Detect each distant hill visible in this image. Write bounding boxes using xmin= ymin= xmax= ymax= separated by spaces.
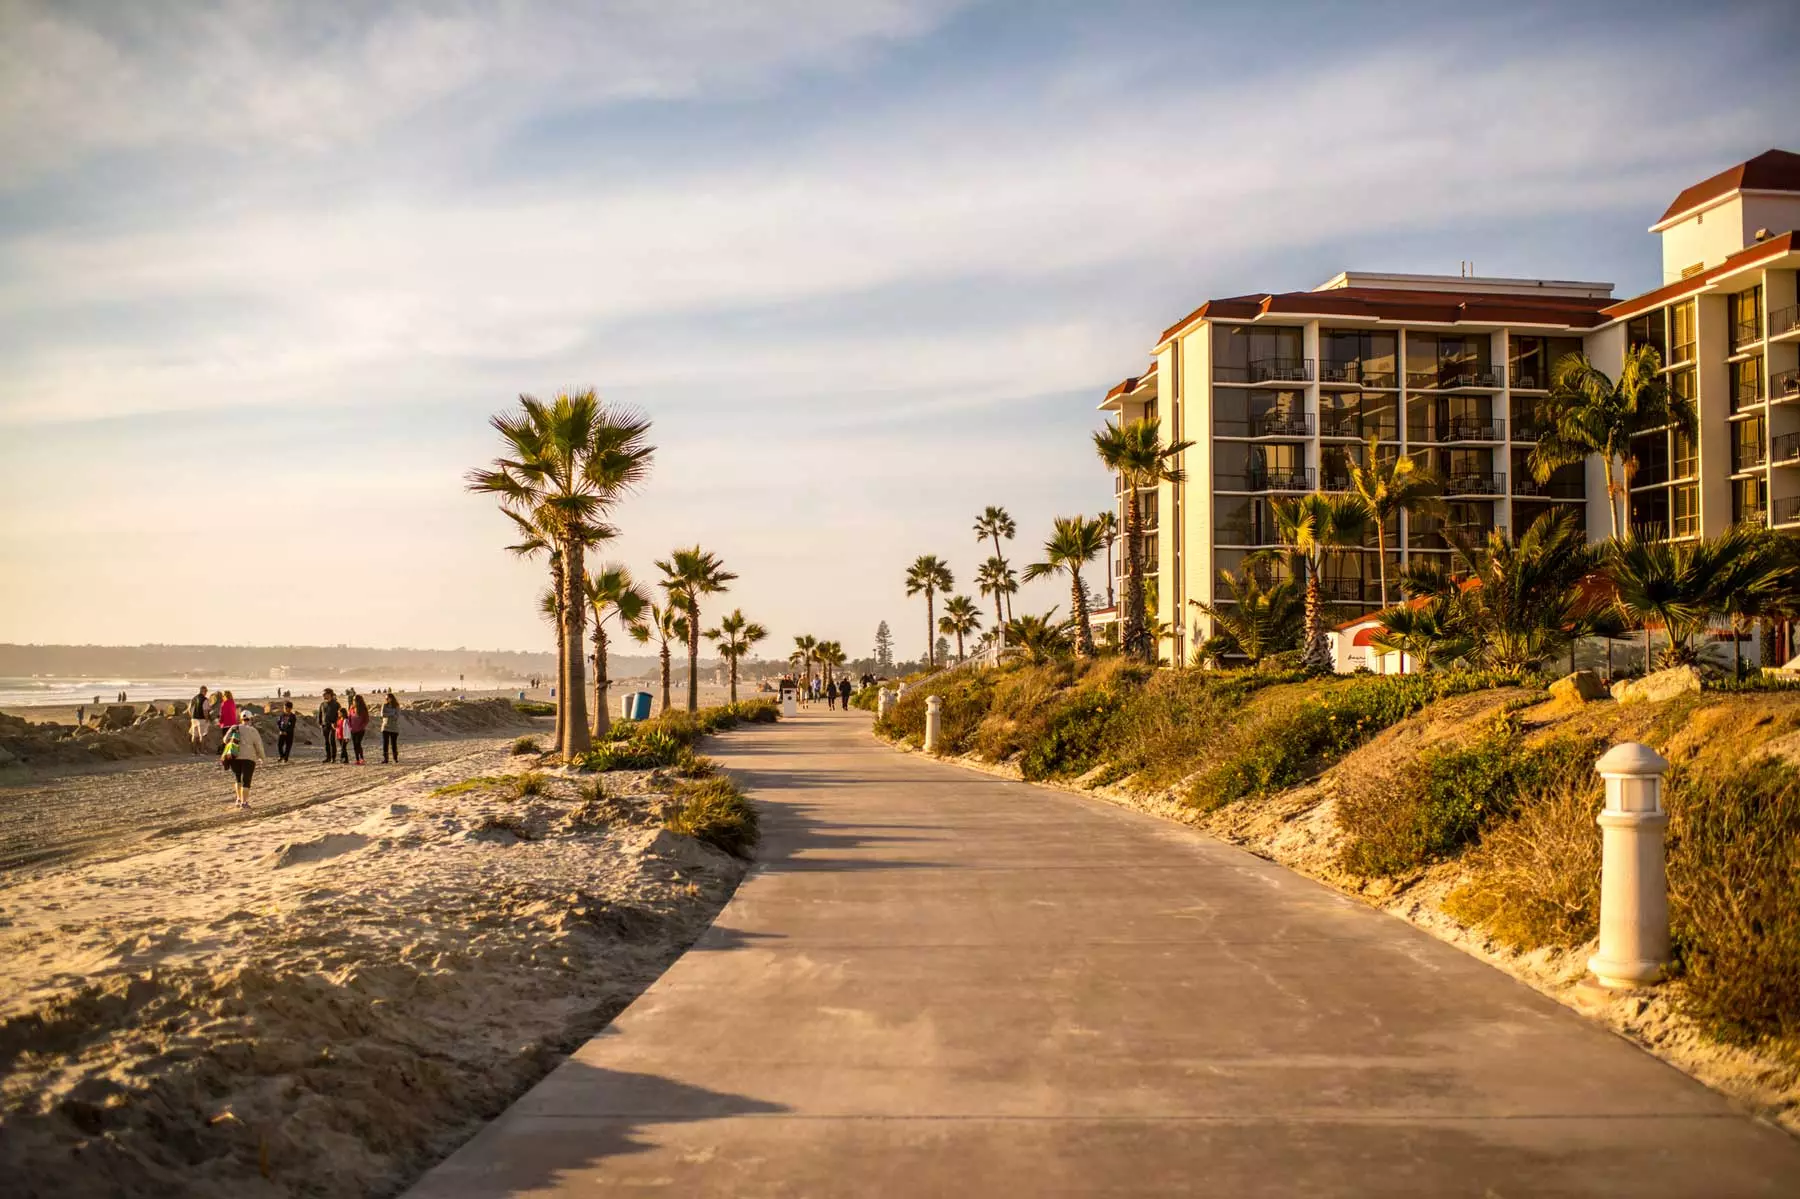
xmin=0 ymin=644 xmax=689 ymax=681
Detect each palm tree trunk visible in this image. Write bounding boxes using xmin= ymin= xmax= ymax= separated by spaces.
xmin=659 ymin=643 xmax=671 ymax=714
xmin=1105 ymin=538 xmax=1115 ymax=609
xmin=926 ymin=591 xmax=936 ymax=669
xmin=1374 ymin=518 xmax=1389 ymax=608
xmin=592 ymin=622 xmax=611 ymax=737
xmin=1733 ymin=619 xmax=1744 ymax=678
xmin=561 ymin=542 xmax=592 ymax=756
xmin=1605 ymin=457 xmax=1623 ymax=541
xmin=1072 ymin=571 xmax=1096 ymax=658
xmin=550 ymin=558 xmax=566 ymax=750
xmin=1122 ymin=485 xmax=1148 ymax=662
xmin=729 ymin=656 xmax=738 ymax=705
xmin=956 ymin=631 xmax=965 ymax=662
xmin=686 ymin=601 xmax=700 ymax=712
xmin=1302 ymin=564 xmax=1330 ymax=672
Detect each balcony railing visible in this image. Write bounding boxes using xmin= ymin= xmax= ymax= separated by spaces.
xmin=1213 ymin=526 xmax=1275 ymax=547
xmin=1509 ymin=366 xmax=1547 ymax=391
xmin=1319 ymin=578 xmax=1377 ymax=603
xmin=1217 ymin=468 xmax=1314 ymax=493
xmin=1738 ymin=507 xmax=1769 ymax=528
xmin=1775 ymin=495 xmax=1800 ymax=526
xmin=1250 ymin=412 xmax=1312 ymax=438
xmin=1319 ymin=362 xmax=1398 ymax=388
xmin=1733 ymin=314 xmax=1764 ymax=350
xmin=1771 ymin=305 xmax=1799 ymax=339
xmin=1249 ymin=357 xmax=1314 ymax=384
xmin=1734 ymin=443 xmax=1768 ymax=472
xmin=1320 ymin=414 xmax=1399 ymax=440
xmin=1511 ymin=476 xmax=1584 ymax=499
xmin=1320 ymin=474 xmax=1351 ymax=492
xmin=1442 ymin=368 xmax=1505 ymax=390
xmin=1773 ymin=367 xmax=1800 ymax=402
xmin=1774 ymin=432 xmax=1800 ymax=464
xmin=1444 ymin=472 xmax=1505 ymax=496
xmin=1440 ymin=417 xmax=1505 ymax=442
xmin=1733 ymin=375 xmax=1765 ymax=412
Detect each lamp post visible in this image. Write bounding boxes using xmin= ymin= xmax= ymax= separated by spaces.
xmin=1589 ymin=742 xmax=1672 ymax=989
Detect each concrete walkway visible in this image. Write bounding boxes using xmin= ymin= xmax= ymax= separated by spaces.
xmin=408 ymin=708 xmax=1800 ymax=1197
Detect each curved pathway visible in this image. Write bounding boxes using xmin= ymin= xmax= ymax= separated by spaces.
xmin=408 ymin=707 xmax=1800 ymax=1197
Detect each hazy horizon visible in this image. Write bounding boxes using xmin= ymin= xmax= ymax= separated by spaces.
xmin=4 ymin=0 xmax=1798 ymax=661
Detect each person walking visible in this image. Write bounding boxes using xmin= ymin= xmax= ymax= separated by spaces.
xmin=380 ymin=691 xmax=401 ymax=764
xmin=838 ymin=677 xmax=853 ymax=708
xmin=219 ymin=712 xmax=266 ymax=809
xmin=218 ymin=691 xmax=238 ymax=729
xmin=189 ymin=685 xmax=212 ymax=753
xmin=317 ymin=689 xmax=343 ymax=763
xmin=348 ymin=692 xmax=370 ymax=764
xmin=275 ymin=701 xmax=297 ymax=763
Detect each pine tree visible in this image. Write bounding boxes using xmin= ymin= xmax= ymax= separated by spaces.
xmin=874 ymin=620 xmax=895 ymax=668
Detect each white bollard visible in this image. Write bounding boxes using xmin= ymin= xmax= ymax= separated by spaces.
xmin=924 ymin=694 xmax=943 ymax=753
xmin=1588 ymin=742 xmax=1672 ymax=989
xmin=876 ymin=688 xmax=894 ymax=719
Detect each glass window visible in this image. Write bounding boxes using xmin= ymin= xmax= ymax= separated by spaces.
xmin=1213 ymin=325 xmax=1251 ymax=383
xmin=1733 ymin=476 xmax=1767 ymax=525
xmin=1627 ymin=313 xmax=1667 ymax=364
xmin=1671 ymin=484 xmax=1699 ymax=537
xmin=1732 ymin=357 xmax=1766 ymax=412
xmin=1672 ymin=428 xmax=1697 ymax=480
xmin=1730 ymin=287 xmax=1763 ymax=352
xmin=1630 ymin=487 xmax=1670 ymax=541
xmin=1320 ymin=329 xmax=1397 ymax=387
xmin=1405 ymin=332 xmax=1439 ymax=390
xmin=1213 ymin=388 xmax=1251 ymax=438
xmin=1733 ymin=416 xmax=1766 ymax=473
xmin=1668 ymin=302 xmax=1696 ymax=365
xmin=1634 ymin=430 xmax=1669 ymax=486
xmin=1509 ymin=336 xmax=1546 ymax=390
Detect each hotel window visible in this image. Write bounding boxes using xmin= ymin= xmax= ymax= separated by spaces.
xmin=1732 ymin=416 xmax=1766 ymax=473
xmin=1509 ymin=336 xmax=1546 ymax=390
xmin=1668 ymin=301 xmax=1696 ymax=365
xmin=1731 ymin=286 xmax=1764 ymax=352
xmin=1733 ymin=476 xmax=1767 ymax=525
xmin=1320 ymin=329 xmax=1396 ymax=386
xmin=1731 ymin=357 xmax=1765 ymax=412
xmin=1630 ymin=488 xmax=1670 ymax=541
xmin=1672 ymin=427 xmax=1697 ymax=480
xmin=1671 ymin=484 xmax=1699 ymax=538
xmin=1628 ymin=312 xmax=1668 ymax=364
xmin=1213 ymin=325 xmax=1251 ymax=383
xmin=1633 ymin=430 xmax=1669 ymax=487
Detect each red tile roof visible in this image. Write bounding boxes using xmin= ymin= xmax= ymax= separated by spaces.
xmin=1102 ymin=362 xmax=1158 ymax=401
xmin=1602 ymin=231 xmax=1796 ymax=321
xmin=1656 ymin=149 xmax=1800 ymax=226
xmin=1157 ymin=286 xmax=1610 ymax=345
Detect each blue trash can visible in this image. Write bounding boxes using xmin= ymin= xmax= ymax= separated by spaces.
xmin=623 ymin=691 xmax=651 ymax=721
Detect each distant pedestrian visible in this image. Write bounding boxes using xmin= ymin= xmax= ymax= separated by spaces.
xmin=349 ymin=693 xmax=369 ymax=764
xmin=380 ymin=692 xmax=401 ymax=763
xmin=839 ymin=678 xmax=853 ymax=707
xmin=76 ymin=705 xmax=86 ymax=726
xmin=318 ymin=688 xmax=343 ymax=763
xmin=276 ymin=701 xmax=297 ymax=763
xmin=189 ymin=685 xmax=211 ymax=753
xmin=220 ymin=715 xmax=266 ymax=810
xmin=219 ymin=691 xmax=238 ymax=729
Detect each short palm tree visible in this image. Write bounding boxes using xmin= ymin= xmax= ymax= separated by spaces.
xmin=1529 ymin=345 xmax=1695 ymax=540
xmin=706 ymin=609 xmax=767 ymax=704
xmin=1095 ymin=510 xmax=1120 ymax=610
xmin=791 ymin=634 xmax=819 ymax=690
xmin=1369 ymin=596 xmax=1468 ymax=672
xmin=1606 ymin=526 xmax=1781 ymax=668
xmin=584 ymin=564 xmax=650 ymax=735
xmin=1189 ymin=565 xmax=1302 ymax=666
xmin=1272 ymin=493 xmax=1368 ymax=671
xmin=975 ymin=555 xmax=1018 ymax=635
xmin=1093 ymin=417 xmax=1193 ymax=663
xmin=1001 ymin=610 xmax=1073 ymax=666
xmin=938 ymin=595 xmax=983 ymax=662
xmin=818 ymin=640 xmax=847 ymax=687
xmin=905 ymin=555 xmax=955 ymax=669
xmin=467 ymin=390 xmax=653 ymax=756
xmin=1023 ymin=515 xmax=1106 ymax=658
xmin=973 ymin=507 xmax=1017 ymax=620
xmin=1347 ymin=435 xmax=1440 ymax=606
xmin=656 ymin=546 xmax=737 ymax=712
xmin=637 ymin=602 xmax=686 ymax=714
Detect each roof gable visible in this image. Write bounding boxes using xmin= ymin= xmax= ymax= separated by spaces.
xmin=1656 ymin=149 xmax=1800 ymax=226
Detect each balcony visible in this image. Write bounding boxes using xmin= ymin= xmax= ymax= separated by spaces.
xmin=1319 ymin=361 xmax=1398 ymax=388
xmin=1508 ymin=366 xmax=1548 ymax=391
xmin=1738 ymin=507 xmax=1769 ymax=528
xmin=1733 ymin=376 xmax=1765 ymax=412
xmin=1249 ymin=357 xmax=1314 ymax=384
xmin=1733 ymin=444 xmax=1768 ymax=472
xmin=1319 ymin=578 xmax=1377 ymax=604
xmin=1442 ymin=368 xmax=1505 ymax=391
xmin=1440 ymin=417 xmax=1505 ymax=443
xmin=1773 ymin=367 xmax=1800 ymax=403
xmin=1444 ymin=472 xmax=1505 ymax=497
xmin=1775 ymin=495 xmax=1800 ymax=527
xmin=1320 ymin=414 xmax=1398 ymax=440
xmin=1218 ymin=468 xmax=1314 ymax=493
xmin=1771 ymin=305 xmax=1799 ymax=341
xmin=1250 ymin=412 xmax=1312 ymax=438
xmin=1511 ymin=476 xmax=1584 ymax=499
xmin=1320 ymin=473 xmax=1352 ymax=492
xmin=1733 ymin=314 xmax=1764 ymax=352
xmin=1775 ymin=432 xmax=1800 ymax=465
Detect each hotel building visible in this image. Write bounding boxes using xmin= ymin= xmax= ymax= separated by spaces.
xmin=1099 ymin=149 xmax=1800 ymax=667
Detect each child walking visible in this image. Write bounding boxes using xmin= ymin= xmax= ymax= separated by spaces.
xmin=276 ymin=701 xmax=297 ymax=763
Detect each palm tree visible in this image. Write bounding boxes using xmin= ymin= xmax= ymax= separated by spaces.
xmin=1023 ymin=515 xmax=1106 ymax=658
xmin=1093 ymin=418 xmax=1194 ymax=663
xmin=973 ymin=507 xmax=1017 ymax=620
xmin=1189 ymin=565 xmax=1303 ymax=666
xmin=938 ymin=595 xmax=983 ymax=662
xmin=706 ymin=609 xmax=767 ymax=704
xmin=1529 ymin=345 xmax=1695 ymax=541
xmin=818 ymin=640 xmax=847 ymax=687
xmin=468 ymin=390 xmax=653 ymax=756
xmin=638 ymin=603 xmax=685 ymax=714
xmin=1606 ymin=526 xmax=1780 ymax=668
xmin=1347 ymin=436 xmax=1440 ymax=606
xmin=904 ymin=555 xmax=954 ymax=669
xmin=1001 ymin=610 xmax=1073 ymax=666
xmin=1369 ymin=596 xmax=1468 ymax=672
xmin=1095 ymin=510 xmax=1120 ymax=610
xmin=791 ymin=634 xmax=819 ymax=689
xmin=504 ymin=512 xmax=568 ymax=747
xmin=656 ymin=546 xmax=737 ymax=712
xmin=584 ymin=565 xmax=650 ymax=736
xmin=1272 ymin=493 xmax=1368 ymax=672
xmin=975 ymin=555 xmax=1018 ymax=635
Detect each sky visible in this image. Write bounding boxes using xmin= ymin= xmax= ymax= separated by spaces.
xmin=2 ymin=0 xmax=1797 ymax=663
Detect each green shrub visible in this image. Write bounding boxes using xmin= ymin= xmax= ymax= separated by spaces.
xmin=512 ymin=701 xmax=556 ymax=716
xmin=849 ymin=686 xmax=881 ymax=712
xmin=664 ymin=776 xmax=760 ymax=857
xmin=1443 ymin=770 xmax=1603 ymax=950
xmin=1667 ymin=758 xmax=1800 ymax=1051
xmin=510 ymin=735 xmax=541 ymax=756
xmin=513 ymin=770 xmax=549 ymax=798
xmin=727 ymin=698 xmax=781 ymax=723
xmin=674 ymin=748 xmax=718 ymax=778
xmin=431 ymin=775 xmax=509 ymax=796
xmin=1018 ymin=686 xmax=1121 ymax=781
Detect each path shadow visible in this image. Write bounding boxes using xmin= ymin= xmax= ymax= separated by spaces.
xmin=405 ymin=1060 xmax=788 ymax=1196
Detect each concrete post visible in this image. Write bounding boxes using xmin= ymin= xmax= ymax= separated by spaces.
xmin=876 ymin=688 xmax=894 ymax=720
xmin=924 ymin=694 xmax=943 ymax=753
xmin=1588 ymin=742 xmax=1672 ymax=989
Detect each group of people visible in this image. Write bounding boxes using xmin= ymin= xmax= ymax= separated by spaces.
xmin=185 ymin=683 xmax=404 ymax=810
xmin=800 ymin=676 xmax=855 ymax=709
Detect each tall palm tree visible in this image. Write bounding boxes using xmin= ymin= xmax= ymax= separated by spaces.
xmin=1606 ymin=526 xmax=1781 ymax=668
xmin=637 ymin=602 xmax=685 ymax=714
xmin=938 ymin=595 xmax=983 ymax=662
xmin=791 ymin=634 xmax=819 ymax=689
xmin=468 ymin=389 xmax=653 ymax=756
xmin=656 ymin=546 xmax=737 ymax=712
xmin=818 ymin=640 xmax=847 ymax=687
xmin=1347 ymin=435 xmax=1440 ymax=606
xmin=972 ymin=507 xmax=1017 ymax=620
xmin=1023 ymin=515 xmax=1106 ymax=658
xmin=706 ymin=609 xmax=767 ymax=704
xmin=503 ymin=512 xmax=568 ymax=747
xmin=1189 ymin=565 xmax=1303 ymax=666
xmin=975 ymin=555 xmax=1018 ymax=635
xmin=1093 ymin=417 xmax=1194 ymax=663
xmin=905 ymin=555 xmax=954 ymax=669
xmin=1095 ymin=510 xmax=1120 ymax=610
xmin=1529 ymin=345 xmax=1695 ymax=541
xmin=1271 ymin=493 xmax=1368 ymax=672
xmin=584 ymin=565 xmax=650 ymax=736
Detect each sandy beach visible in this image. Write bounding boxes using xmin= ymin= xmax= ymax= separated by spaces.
xmin=0 ymin=728 xmax=750 ymax=1197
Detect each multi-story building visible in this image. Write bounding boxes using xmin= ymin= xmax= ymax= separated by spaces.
xmin=1098 ymin=148 xmax=1800 ymax=667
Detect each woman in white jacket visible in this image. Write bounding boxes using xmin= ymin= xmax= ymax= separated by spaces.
xmin=221 ymin=714 xmax=267 ymax=810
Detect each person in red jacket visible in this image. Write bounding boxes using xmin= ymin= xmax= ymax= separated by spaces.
xmin=347 ymin=691 xmax=370 ymax=764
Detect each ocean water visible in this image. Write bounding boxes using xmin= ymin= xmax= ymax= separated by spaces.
xmin=0 ymin=677 xmax=499 ymax=709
